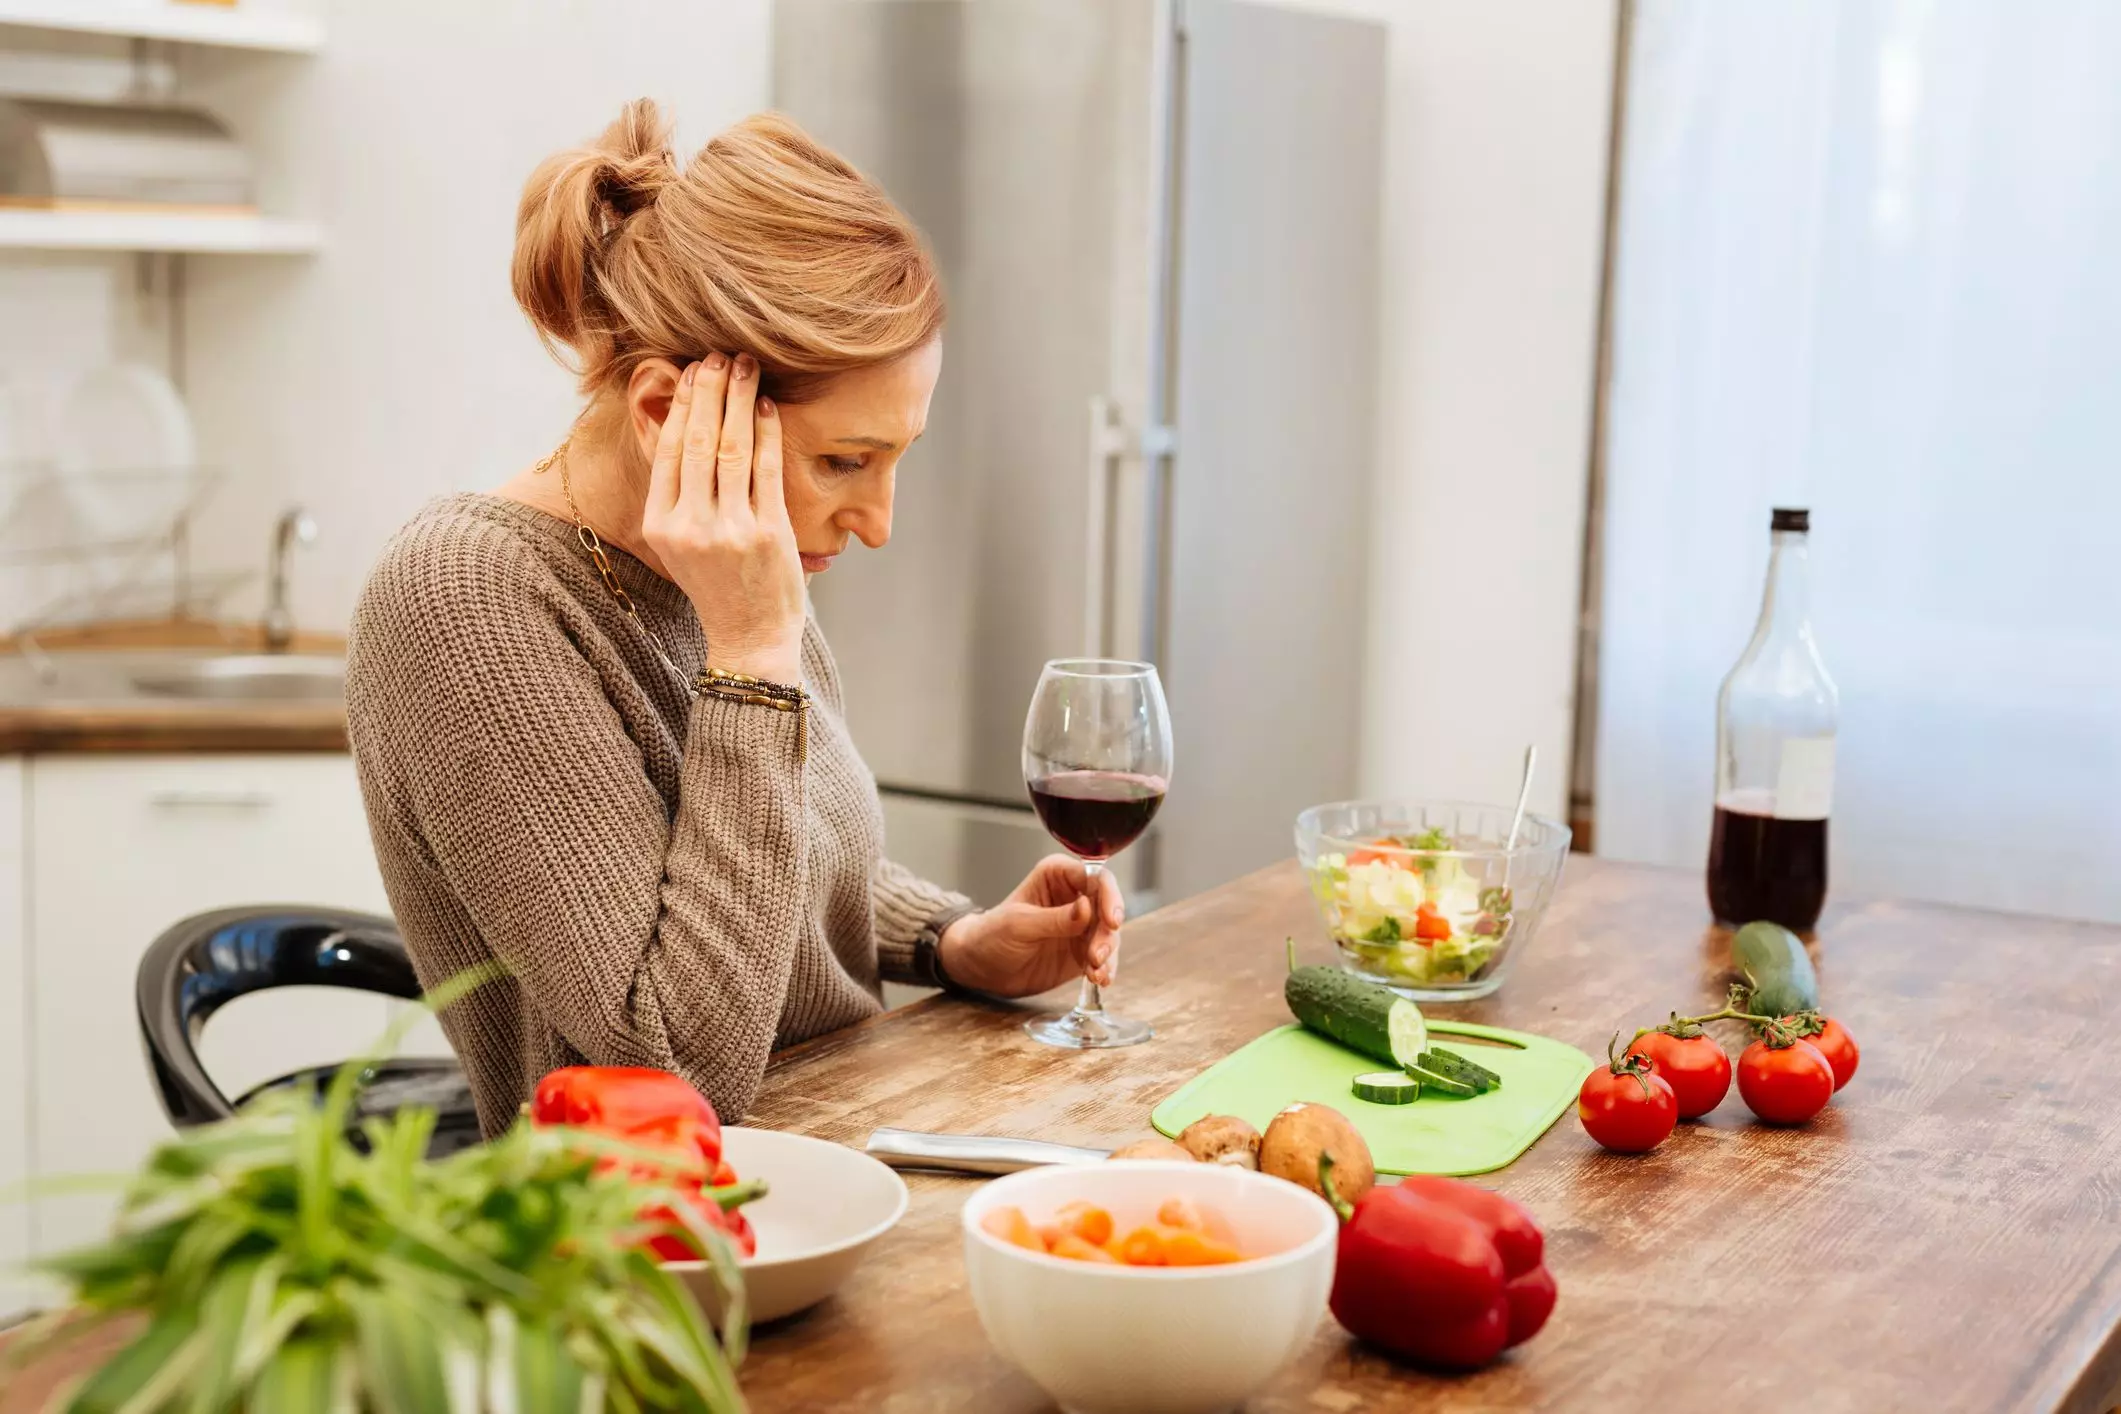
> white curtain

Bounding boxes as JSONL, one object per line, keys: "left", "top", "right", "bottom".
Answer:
{"left": 1595, "top": 0, "right": 2121, "bottom": 921}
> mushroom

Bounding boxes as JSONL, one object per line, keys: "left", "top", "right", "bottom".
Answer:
{"left": 1177, "top": 1114, "right": 1262, "bottom": 1169}
{"left": 1107, "top": 1137, "right": 1195, "bottom": 1163}
{"left": 1259, "top": 1102, "right": 1374, "bottom": 1203}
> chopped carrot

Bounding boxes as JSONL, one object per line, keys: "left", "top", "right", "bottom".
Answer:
{"left": 1114, "top": 1225, "right": 1172, "bottom": 1266}
{"left": 1034, "top": 1223, "right": 1064, "bottom": 1251}
{"left": 1160, "top": 1227, "right": 1243, "bottom": 1266}
{"left": 1055, "top": 1201, "right": 1114, "bottom": 1247}
{"left": 1048, "top": 1233, "right": 1119, "bottom": 1263}
{"left": 1156, "top": 1196, "right": 1205, "bottom": 1231}
{"left": 981, "top": 1206, "right": 1047, "bottom": 1253}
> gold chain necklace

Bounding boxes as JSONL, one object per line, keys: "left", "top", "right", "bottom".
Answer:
{"left": 535, "top": 437, "right": 697, "bottom": 697}
{"left": 533, "top": 436, "right": 810, "bottom": 762}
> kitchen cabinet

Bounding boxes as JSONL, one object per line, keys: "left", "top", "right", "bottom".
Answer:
{"left": 0, "top": 759, "right": 26, "bottom": 1321}
{"left": 25, "top": 753, "right": 394, "bottom": 1261}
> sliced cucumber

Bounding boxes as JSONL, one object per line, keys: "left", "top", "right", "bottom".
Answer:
{"left": 1401, "top": 1062, "right": 1480, "bottom": 1098}
{"left": 1389, "top": 1003, "right": 1430, "bottom": 1069}
{"left": 1352, "top": 1071, "right": 1422, "bottom": 1105}
{"left": 1417, "top": 1046, "right": 1502, "bottom": 1093}
{"left": 1286, "top": 966, "right": 1429, "bottom": 1067}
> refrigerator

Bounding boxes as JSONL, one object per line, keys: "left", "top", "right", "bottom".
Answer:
{"left": 773, "top": 0, "right": 1385, "bottom": 913}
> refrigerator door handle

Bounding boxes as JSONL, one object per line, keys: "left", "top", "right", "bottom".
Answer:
{"left": 1082, "top": 395, "right": 1127, "bottom": 657}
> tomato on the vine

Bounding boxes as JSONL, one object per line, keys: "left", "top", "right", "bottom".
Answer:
{"left": 1791, "top": 1016, "right": 1859, "bottom": 1091}
{"left": 1736, "top": 1037, "right": 1834, "bottom": 1124}
{"left": 1578, "top": 1047, "right": 1678, "bottom": 1153}
{"left": 1624, "top": 1031, "right": 1732, "bottom": 1120}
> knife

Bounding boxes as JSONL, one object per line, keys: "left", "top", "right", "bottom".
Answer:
{"left": 864, "top": 1127, "right": 1111, "bottom": 1175}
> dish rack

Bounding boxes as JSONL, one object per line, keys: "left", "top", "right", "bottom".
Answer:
{"left": 0, "top": 460, "right": 251, "bottom": 638}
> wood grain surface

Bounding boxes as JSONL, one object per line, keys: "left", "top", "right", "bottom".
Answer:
{"left": 735, "top": 857, "right": 2121, "bottom": 1414}
{"left": 8, "top": 858, "right": 2119, "bottom": 1412}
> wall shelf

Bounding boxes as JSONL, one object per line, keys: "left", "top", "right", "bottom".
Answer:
{"left": 0, "top": 207, "right": 318, "bottom": 254}
{"left": 0, "top": 1, "right": 321, "bottom": 54}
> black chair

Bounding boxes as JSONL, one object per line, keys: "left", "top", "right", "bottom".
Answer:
{"left": 136, "top": 905, "right": 483, "bottom": 1158}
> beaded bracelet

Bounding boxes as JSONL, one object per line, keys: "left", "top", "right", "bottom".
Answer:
{"left": 695, "top": 667, "right": 809, "bottom": 764}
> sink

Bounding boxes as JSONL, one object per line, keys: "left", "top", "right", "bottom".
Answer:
{"left": 128, "top": 655, "right": 347, "bottom": 703}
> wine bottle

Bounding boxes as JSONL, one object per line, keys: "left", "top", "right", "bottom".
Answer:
{"left": 1707, "top": 508, "right": 1839, "bottom": 932}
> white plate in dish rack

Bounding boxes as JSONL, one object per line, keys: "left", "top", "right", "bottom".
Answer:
{"left": 54, "top": 362, "right": 197, "bottom": 540}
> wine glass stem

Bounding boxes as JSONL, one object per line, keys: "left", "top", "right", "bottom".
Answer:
{"left": 1073, "top": 860, "right": 1108, "bottom": 1017}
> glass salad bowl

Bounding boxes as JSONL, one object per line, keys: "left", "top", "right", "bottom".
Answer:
{"left": 1294, "top": 799, "right": 1572, "bottom": 1001}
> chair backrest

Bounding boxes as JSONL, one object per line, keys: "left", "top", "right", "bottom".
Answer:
{"left": 135, "top": 905, "right": 418, "bottom": 1128}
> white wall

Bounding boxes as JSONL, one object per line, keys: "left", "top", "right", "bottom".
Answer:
{"left": 1276, "top": 0, "right": 1617, "bottom": 823}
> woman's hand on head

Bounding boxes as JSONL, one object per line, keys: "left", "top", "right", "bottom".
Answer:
{"left": 935, "top": 855, "right": 1125, "bottom": 997}
{"left": 640, "top": 354, "right": 808, "bottom": 686}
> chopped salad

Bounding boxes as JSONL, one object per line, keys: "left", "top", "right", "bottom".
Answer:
{"left": 1306, "top": 826, "right": 1514, "bottom": 986}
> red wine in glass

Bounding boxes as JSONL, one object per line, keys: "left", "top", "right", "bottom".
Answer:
{"left": 1028, "top": 771, "right": 1166, "bottom": 860}
{"left": 1021, "top": 658, "right": 1174, "bottom": 1050}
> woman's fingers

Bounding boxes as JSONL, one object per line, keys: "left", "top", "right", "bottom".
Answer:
{"left": 716, "top": 354, "right": 759, "bottom": 506}
{"left": 1018, "top": 895, "right": 1093, "bottom": 939}
{"left": 682, "top": 353, "right": 732, "bottom": 508}
{"left": 1095, "top": 869, "right": 1125, "bottom": 930}
{"left": 752, "top": 395, "right": 784, "bottom": 516}
{"left": 645, "top": 361, "right": 696, "bottom": 518}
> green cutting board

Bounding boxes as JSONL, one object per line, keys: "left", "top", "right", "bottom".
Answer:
{"left": 1152, "top": 1023, "right": 1595, "bottom": 1177}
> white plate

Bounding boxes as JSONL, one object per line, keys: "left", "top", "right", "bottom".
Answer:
{"left": 54, "top": 363, "right": 196, "bottom": 540}
{"left": 665, "top": 1126, "right": 909, "bottom": 1324}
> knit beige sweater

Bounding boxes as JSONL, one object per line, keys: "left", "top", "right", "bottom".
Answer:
{"left": 346, "top": 494, "right": 972, "bottom": 1135}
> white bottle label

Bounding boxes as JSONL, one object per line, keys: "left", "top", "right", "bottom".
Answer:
{"left": 1774, "top": 738, "right": 1836, "bottom": 821}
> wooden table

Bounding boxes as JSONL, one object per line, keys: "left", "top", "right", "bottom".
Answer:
{"left": 739, "top": 857, "right": 2121, "bottom": 1413}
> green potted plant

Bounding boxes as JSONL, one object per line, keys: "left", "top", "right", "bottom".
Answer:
{"left": 5, "top": 983, "right": 751, "bottom": 1412}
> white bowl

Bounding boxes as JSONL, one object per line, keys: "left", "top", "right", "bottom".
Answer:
{"left": 666, "top": 1126, "right": 908, "bottom": 1323}
{"left": 961, "top": 1161, "right": 1338, "bottom": 1414}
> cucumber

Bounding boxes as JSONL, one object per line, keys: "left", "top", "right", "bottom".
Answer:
{"left": 1417, "top": 1046, "right": 1502, "bottom": 1093}
{"left": 1400, "top": 1062, "right": 1479, "bottom": 1098}
{"left": 1351, "top": 1071, "right": 1422, "bottom": 1105}
{"left": 1732, "top": 920, "right": 1820, "bottom": 1017}
{"left": 1286, "top": 966, "right": 1428, "bottom": 1067}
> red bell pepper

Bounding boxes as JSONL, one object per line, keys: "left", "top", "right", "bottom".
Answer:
{"left": 1321, "top": 1157, "right": 1556, "bottom": 1370}
{"left": 529, "top": 1066, "right": 760, "bottom": 1259}
{"left": 641, "top": 1181, "right": 765, "bottom": 1262}
{"left": 531, "top": 1066, "right": 724, "bottom": 1173}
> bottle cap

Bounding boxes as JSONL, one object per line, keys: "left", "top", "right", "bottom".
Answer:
{"left": 1772, "top": 507, "right": 1810, "bottom": 533}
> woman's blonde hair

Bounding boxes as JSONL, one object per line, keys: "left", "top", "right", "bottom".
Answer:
{"left": 512, "top": 100, "right": 942, "bottom": 404}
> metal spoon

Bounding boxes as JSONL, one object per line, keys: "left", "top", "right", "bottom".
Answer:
{"left": 1506, "top": 744, "right": 1537, "bottom": 852}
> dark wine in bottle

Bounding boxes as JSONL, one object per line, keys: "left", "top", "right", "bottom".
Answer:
{"left": 1709, "top": 508, "right": 1838, "bottom": 931}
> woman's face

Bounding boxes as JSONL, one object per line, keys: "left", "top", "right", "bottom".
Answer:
{"left": 776, "top": 339, "right": 942, "bottom": 576}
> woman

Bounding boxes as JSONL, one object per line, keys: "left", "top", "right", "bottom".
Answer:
{"left": 347, "top": 102, "right": 1122, "bottom": 1136}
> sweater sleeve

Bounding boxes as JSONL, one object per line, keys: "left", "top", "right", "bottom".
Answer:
{"left": 871, "top": 858, "right": 977, "bottom": 989}
{"left": 347, "top": 526, "right": 807, "bottom": 1123}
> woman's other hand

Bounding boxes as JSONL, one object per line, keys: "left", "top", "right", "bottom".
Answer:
{"left": 640, "top": 354, "right": 807, "bottom": 685}
{"left": 935, "top": 855, "right": 1125, "bottom": 996}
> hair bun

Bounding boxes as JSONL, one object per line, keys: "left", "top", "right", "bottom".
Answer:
{"left": 511, "top": 98, "right": 677, "bottom": 370}
{"left": 590, "top": 98, "right": 675, "bottom": 219}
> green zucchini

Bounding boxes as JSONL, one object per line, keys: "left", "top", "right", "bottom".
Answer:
{"left": 1416, "top": 1046, "right": 1502, "bottom": 1093}
{"left": 1400, "top": 1062, "right": 1479, "bottom": 1098}
{"left": 1286, "top": 966, "right": 1428, "bottom": 1067}
{"left": 1732, "top": 920, "right": 1820, "bottom": 1017}
{"left": 1351, "top": 1072, "right": 1422, "bottom": 1105}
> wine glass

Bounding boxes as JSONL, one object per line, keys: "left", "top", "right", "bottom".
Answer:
{"left": 1021, "top": 658, "right": 1173, "bottom": 1049}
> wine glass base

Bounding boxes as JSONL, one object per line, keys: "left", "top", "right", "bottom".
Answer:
{"left": 1024, "top": 1009, "right": 1154, "bottom": 1050}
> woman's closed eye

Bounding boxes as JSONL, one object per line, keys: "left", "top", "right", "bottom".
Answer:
{"left": 821, "top": 455, "right": 865, "bottom": 476}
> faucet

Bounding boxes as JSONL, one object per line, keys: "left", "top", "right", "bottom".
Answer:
{"left": 264, "top": 506, "right": 318, "bottom": 653}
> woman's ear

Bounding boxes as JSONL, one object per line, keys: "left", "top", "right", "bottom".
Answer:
{"left": 625, "top": 358, "right": 685, "bottom": 463}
